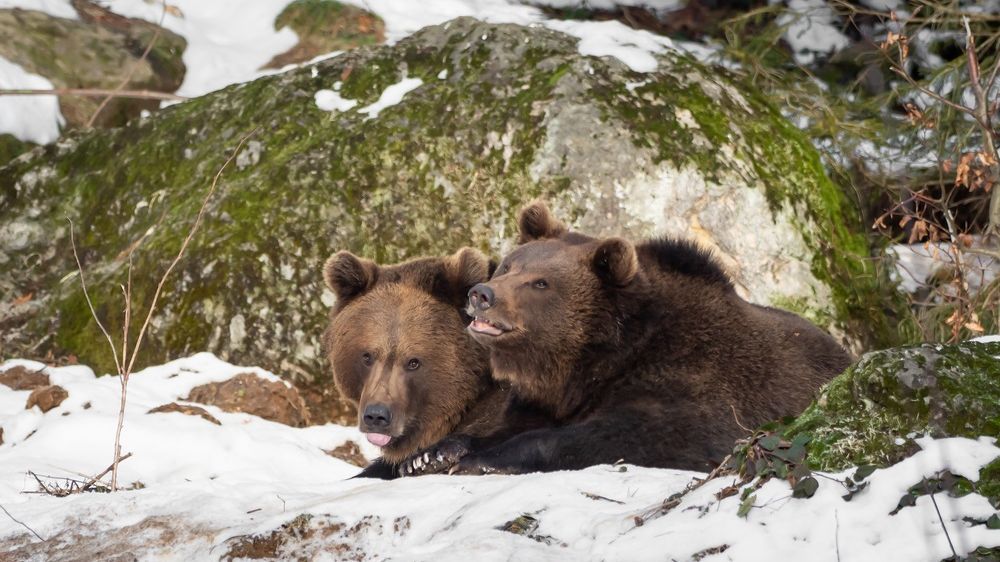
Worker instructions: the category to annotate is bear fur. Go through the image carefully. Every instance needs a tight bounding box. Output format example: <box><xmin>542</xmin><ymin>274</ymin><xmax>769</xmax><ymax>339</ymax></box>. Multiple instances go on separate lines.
<box><xmin>321</xmin><ymin>248</ymin><xmax>508</xmax><ymax>478</ymax></box>
<box><xmin>405</xmin><ymin>201</ymin><xmax>852</xmax><ymax>475</ymax></box>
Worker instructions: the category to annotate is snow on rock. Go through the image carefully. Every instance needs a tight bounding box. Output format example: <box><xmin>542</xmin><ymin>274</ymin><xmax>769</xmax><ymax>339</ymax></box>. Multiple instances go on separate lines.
<box><xmin>358</xmin><ymin>76</ymin><xmax>423</xmax><ymax>120</ymax></box>
<box><xmin>1</xmin><ymin>355</ymin><xmax>998</xmax><ymax>559</ymax></box>
<box><xmin>314</xmin><ymin>89</ymin><xmax>358</xmax><ymax>112</ymax></box>
<box><xmin>0</xmin><ymin>55</ymin><xmax>63</xmax><ymax>144</ymax></box>
<box><xmin>0</xmin><ymin>0</ymin><xmax>77</xmax><ymax>19</ymax></box>
<box><xmin>544</xmin><ymin>19</ymin><xmax>673</xmax><ymax>73</ymax></box>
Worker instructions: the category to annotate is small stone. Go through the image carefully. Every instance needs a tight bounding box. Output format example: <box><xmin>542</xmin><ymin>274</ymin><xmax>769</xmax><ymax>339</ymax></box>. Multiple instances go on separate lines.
<box><xmin>0</xmin><ymin>366</ymin><xmax>50</xmax><ymax>391</ymax></box>
<box><xmin>325</xmin><ymin>441</ymin><xmax>367</xmax><ymax>466</ymax></box>
<box><xmin>148</xmin><ymin>402</ymin><xmax>222</xmax><ymax>425</ymax></box>
<box><xmin>25</xmin><ymin>385</ymin><xmax>68</xmax><ymax>413</ymax></box>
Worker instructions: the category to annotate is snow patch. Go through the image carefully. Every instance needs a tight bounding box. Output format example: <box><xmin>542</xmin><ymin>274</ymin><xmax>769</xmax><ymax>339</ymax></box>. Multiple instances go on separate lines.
<box><xmin>314</xmin><ymin>89</ymin><xmax>358</xmax><ymax>112</ymax></box>
<box><xmin>92</xmin><ymin>0</ymin><xmax>298</xmax><ymax>98</ymax></box>
<box><xmin>777</xmin><ymin>0</ymin><xmax>851</xmax><ymax>65</ymax></box>
<box><xmin>0</xmin><ymin>56</ymin><xmax>64</xmax><ymax>144</ymax></box>
<box><xmin>358</xmin><ymin>76</ymin><xmax>423</xmax><ymax>120</ymax></box>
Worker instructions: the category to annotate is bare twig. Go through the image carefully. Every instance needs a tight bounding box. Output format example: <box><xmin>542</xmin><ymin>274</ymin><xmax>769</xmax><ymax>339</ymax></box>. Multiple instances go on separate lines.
<box><xmin>961</xmin><ymin>16</ymin><xmax>1000</xmax><ymax>237</ymax></box>
<box><xmin>69</xmin><ymin>220</ymin><xmax>123</xmax><ymax>375</ymax></box>
<box><xmin>0</xmin><ymin>88</ymin><xmax>185</xmax><ymax>101</ymax></box>
<box><xmin>109</xmin><ymin>128</ymin><xmax>258</xmax><ymax>489</ymax></box>
<box><xmin>928</xmin><ymin>490</ymin><xmax>957</xmax><ymax>558</ymax></box>
<box><xmin>730</xmin><ymin>404</ymin><xmax>752</xmax><ymax>434</ymax></box>
<box><xmin>87</xmin><ymin>0</ymin><xmax>169</xmax><ymax>127</ymax></box>
<box><xmin>0</xmin><ymin>503</ymin><xmax>44</xmax><ymax>542</ymax></box>
<box><xmin>835</xmin><ymin>509</ymin><xmax>841</xmax><ymax>562</ymax></box>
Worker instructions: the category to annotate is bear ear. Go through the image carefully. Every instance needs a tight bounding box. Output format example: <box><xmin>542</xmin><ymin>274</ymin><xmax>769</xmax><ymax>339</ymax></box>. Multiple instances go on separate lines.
<box><xmin>592</xmin><ymin>238</ymin><xmax>639</xmax><ymax>287</ymax></box>
<box><xmin>440</xmin><ymin>247</ymin><xmax>491</xmax><ymax>305</ymax></box>
<box><xmin>323</xmin><ymin>251</ymin><xmax>380</xmax><ymax>303</ymax></box>
<box><xmin>517</xmin><ymin>199</ymin><xmax>567</xmax><ymax>244</ymax></box>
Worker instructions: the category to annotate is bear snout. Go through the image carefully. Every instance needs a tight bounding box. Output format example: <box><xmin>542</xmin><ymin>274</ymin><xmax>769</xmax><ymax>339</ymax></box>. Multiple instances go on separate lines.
<box><xmin>468</xmin><ymin>283</ymin><xmax>495</xmax><ymax>311</ymax></box>
<box><xmin>361</xmin><ymin>402</ymin><xmax>392</xmax><ymax>431</ymax></box>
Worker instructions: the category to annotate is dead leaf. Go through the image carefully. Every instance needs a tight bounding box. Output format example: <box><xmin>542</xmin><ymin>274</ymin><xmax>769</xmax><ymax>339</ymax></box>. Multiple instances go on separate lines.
<box><xmin>11</xmin><ymin>293</ymin><xmax>33</xmax><ymax>306</ymax></box>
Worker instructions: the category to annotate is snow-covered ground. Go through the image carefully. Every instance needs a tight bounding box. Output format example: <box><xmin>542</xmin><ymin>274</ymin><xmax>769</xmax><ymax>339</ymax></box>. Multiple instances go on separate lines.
<box><xmin>0</xmin><ymin>355</ymin><xmax>997</xmax><ymax>560</ymax></box>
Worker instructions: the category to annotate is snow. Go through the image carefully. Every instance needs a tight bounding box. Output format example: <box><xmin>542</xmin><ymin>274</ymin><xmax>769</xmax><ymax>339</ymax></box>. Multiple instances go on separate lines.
<box><xmin>888</xmin><ymin>240</ymin><xmax>999</xmax><ymax>295</ymax></box>
<box><xmin>314</xmin><ymin>89</ymin><xmax>358</xmax><ymax>113</ymax></box>
<box><xmin>1</xmin><ymin>355</ymin><xmax>998</xmax><ymax>559</ymax></box>
<box><xmin>529</xmin><ymin>0</ymin><xmax>684</xmax><ymax>10</ymax></box>
<box><xmin>776</xmin><ymin>0</ymin><xmax>851</xmax><ymax>65</ymax></box>
<box><xmin>0</xmin><ymin>56</ymin><xmax>63</xmax><ymax>145</ymax></box>
<box><xmin>357</xmin><ymin>76</ymin><xmax>424</xmax><ymax>120</ymax></box>
<box><xmin>0</xmin><ymin>0</ymin><xmax>77</xmax><ymax>19</ymax></box>
<box><xmin>545</xmin><ymin>19</ymin><xmax>672</xmax><ymax>73</ymax></box>
<box><xmin>91</xmin><ymin>0</ymin><xmax>298</xmax><ymax>99</ymax></box>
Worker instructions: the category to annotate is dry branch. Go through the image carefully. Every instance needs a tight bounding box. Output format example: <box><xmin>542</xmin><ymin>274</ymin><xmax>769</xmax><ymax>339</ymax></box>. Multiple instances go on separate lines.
<box><xmin>68</xmin><ymin>128</ymin><xmax>258</xmax><ymax>490</ymax></box>
<box><xmin>0</xmin><ymin>88</ymin><xmax>185</xmax><ymax>101</ymax></box>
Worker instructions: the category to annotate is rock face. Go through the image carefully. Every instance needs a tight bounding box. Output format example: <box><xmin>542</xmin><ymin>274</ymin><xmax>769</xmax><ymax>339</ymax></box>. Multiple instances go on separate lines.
<box><xmin>787</xmin><ymin>339</ymin><xmax>999</xmax><ymax>473</ymax></box>
<box><xmin>0</xmin><ymin>18</ymin><xmax>879</xmax><ymax>406</ymax></box>
<box><xmin>0</xmin><ymin>3</ymin><xmax>186</xmax><ymax>130</ymax></box>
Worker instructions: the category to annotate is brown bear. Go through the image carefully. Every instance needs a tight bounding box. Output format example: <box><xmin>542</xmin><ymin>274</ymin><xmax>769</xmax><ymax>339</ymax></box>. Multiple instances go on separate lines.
<box><xmin>322</xmin><ymin>248</ymin><xmax>509</xmax><ymax>478</ymax></box>
<box><xmin>401</xmin><ymin>201</ymin><xmax>852</xmax><ymax>475</ymax></box>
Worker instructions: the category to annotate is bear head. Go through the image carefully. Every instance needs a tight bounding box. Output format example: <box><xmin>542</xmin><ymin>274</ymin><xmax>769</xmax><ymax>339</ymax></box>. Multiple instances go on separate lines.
<box><xmin>322</xmin><ymin>247</ymin><xmax>492</xmax><ymax>463</ymax></box>
<box><xmin>465</xmin><ymin>200</ymin><xmax>639</xmax><ymax>415</ymax></box>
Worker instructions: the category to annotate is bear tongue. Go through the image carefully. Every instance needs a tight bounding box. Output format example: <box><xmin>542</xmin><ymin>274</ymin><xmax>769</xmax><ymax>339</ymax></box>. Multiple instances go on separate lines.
<box><xmin>366</xmin><ymin>433</ymin><xmax>392</xmax><ymax>447</ymax></box>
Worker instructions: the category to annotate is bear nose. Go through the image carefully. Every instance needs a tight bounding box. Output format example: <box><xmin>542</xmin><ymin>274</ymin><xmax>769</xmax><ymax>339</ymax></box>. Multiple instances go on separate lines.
<box><xmin>468</xmin><ymin>283</ymin><xmax>495</xmax><ymax>311</ymax></box>
<box><xmin>362</xmin><ymin>403</ymin><xmax>392</xmax><ymax>430</ymax></box>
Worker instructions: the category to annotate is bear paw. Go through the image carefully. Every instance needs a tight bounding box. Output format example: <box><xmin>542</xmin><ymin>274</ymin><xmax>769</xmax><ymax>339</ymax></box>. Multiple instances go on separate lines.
<box><xmin>399</xmin><ymin>435</ymin><xmax>471</xmax><ymax>477</ymax></box>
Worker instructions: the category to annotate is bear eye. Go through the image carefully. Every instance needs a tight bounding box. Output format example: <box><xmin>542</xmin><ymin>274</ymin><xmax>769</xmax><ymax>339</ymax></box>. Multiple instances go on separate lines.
<box><xmin>405</xmin><ymin>358</ymin><xmax>421</xmax><ymax>371</ymax></box>
<box><xmin>533</xmin><ymin>279</ymin><xmax>548</xmax><ymax>289</ymax></box>
<box><xmin>361</xmin><ymin>352</ymin><xmax>373</xmax><ymax>366</ymax></box>
<box><xmin>501</xmin><ymin>263</ymin><xmax>510</xmax><ymax>274</ymax></box>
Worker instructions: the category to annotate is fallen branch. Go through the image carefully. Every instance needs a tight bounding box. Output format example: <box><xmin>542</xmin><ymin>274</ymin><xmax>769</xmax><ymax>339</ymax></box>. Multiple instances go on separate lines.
<box><xmin>0</xmin><ymin>88</ymin><xmax>185</xmax><ymax>101</ymax></box>
<box><xmin>81</xmin><ymin>452</ymin><xmax>133</xmax><ymax>492</ymax></box>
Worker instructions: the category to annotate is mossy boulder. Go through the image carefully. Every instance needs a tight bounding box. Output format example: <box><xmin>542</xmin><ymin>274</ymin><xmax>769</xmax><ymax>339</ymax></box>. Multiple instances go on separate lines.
<box><xmin>0</xmin><ymin>18</ymin><xmax>877</xmax><ymax>420</ymax></box>
<box><xmin>263</xmin><ymin>0</ymin><xmax>385</xmax><ymax>69</ymax></box>
<box><xmin>0</xmin><ymin>3</ymin><xmax>186</xmax><ymax>129</ymax></box>
<box><xmin>786</xmin><ymin>339</ymin><xmax>999</xmax><ymax>475</ymax></box>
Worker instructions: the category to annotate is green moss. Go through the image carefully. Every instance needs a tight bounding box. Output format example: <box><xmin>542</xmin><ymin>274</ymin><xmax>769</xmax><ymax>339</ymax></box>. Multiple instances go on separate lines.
<box><xmin>0</xmin><ymin>134</ymin><xmax>31</xmax><ymax>167</ymax></box>
<box><xmin>978</xmin><ymin>457</ymin><xmax>1000</xmax><ymax>509</ymax></box>
<box><xmin>785</xmin><ymin>341</ymin><xmax>1000</xmax><ymax>471</ymax></box>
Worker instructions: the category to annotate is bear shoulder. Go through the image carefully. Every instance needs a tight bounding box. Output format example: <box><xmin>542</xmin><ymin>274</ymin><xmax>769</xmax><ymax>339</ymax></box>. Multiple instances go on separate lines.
<box><xmin>636</xmin><ymin>237</ymin><xmax>733</xmax><ymax>289</ymax></box>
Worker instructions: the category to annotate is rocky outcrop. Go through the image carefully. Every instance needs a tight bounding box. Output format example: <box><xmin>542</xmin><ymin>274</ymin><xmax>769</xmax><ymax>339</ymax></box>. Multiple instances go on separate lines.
<box><xmin>0</xmin><ymin>18</ymin><xmax>879</xmax><ymax>409</ymax></box>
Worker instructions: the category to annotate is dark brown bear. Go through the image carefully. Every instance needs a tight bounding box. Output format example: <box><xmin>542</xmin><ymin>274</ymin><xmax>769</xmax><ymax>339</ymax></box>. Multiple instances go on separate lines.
<box><xmin>322</xmin><ymin>248</ymin><xmax>508</xmax><ymax>478</ymax></box>
<box><xmin>403</xmin><ymin>201</ymin><xmax>852</xmax><ymax>475</ymax></box>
